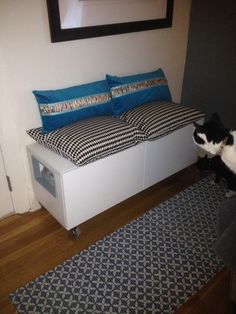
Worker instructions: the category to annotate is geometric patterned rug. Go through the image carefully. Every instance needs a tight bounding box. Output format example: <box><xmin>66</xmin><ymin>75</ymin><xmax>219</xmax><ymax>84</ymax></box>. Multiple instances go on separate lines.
<box><xmin>10</xmin><ymin>176</ymin><xmax>227</xmax><ymax>314</ymax></box>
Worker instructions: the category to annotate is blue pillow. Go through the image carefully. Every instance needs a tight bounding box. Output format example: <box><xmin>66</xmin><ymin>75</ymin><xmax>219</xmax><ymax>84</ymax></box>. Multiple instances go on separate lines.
<box><xmin>33</xmin><ymin>80</ymin><xmax>113</xmax><ymax>133</ymax></box>
<box><xmin>106</xmin><ymin>68</ymin><xmax>172</xmax><ymax>117</ymax></box>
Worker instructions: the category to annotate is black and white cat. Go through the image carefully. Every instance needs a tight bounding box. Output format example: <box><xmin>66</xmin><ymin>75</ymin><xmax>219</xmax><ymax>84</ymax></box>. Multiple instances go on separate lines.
<box><xmin>193</xmin><ymin>113</ymin><xmax>236</xmax><ymax>197</ymax></box>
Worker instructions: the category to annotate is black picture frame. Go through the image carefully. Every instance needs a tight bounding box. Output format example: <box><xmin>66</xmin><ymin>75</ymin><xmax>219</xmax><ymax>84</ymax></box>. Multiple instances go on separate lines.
<box><xmin>46</xmin><ymin>0</ymin><xmax>174</xmax><ymax>43</ymax></box>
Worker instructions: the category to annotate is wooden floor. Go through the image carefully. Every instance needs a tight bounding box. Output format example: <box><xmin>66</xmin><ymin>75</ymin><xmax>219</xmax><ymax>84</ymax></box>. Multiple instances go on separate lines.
<box><xmin>0</xmin><ymin>165</ymin><xmax>232</xmax><ymax>314</ymax></box>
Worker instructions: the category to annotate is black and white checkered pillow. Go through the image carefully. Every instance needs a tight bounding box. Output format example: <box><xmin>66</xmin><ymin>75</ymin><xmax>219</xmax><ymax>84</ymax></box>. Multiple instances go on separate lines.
<box><xmin>120</xmin><ymin>101</ymin><xmax>205</xmax><ymax>140</ymax></box>
<box><xmin>27</xmin><ymin>116</ymin><xmax>146</xmax><ymax>166</ymax></box>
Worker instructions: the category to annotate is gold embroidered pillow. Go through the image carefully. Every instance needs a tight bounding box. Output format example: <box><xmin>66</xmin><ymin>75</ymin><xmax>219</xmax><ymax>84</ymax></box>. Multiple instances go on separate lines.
<box><xmin>33</xmin><ymin>80</ymin><xmax>113</xmax><ymax>133</ymax></box>
<box><xmin>106</xmin><ymin>68</ymin><xmax>172</xmax><ymax>117</ymax></box>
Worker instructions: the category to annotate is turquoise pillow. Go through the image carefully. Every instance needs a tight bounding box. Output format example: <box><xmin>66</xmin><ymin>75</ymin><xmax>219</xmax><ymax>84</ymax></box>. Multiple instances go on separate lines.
<box><xmin>106</xmin><ymin>68</ymin><xmax>172</xmax><ymax>117</ymax></box>
<box><xmin>33</xmin><ymin>80</ymin><xmax>113</xmax><ymax>133</ymax></box>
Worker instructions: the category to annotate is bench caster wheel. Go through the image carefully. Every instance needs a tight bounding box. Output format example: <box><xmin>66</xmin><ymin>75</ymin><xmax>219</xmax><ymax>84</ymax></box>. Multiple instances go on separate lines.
<box><xmin>72</xmin><ymin>226</ymin><xmax>81</xmax><ymax>238</ymax></box>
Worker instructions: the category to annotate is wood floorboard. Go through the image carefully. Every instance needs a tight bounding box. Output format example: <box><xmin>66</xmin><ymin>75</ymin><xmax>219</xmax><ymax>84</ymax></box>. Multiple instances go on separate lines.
<box><xmin>0</xmin><ymin>165</ymin><xmax>232</xmax><ymax>314</ymax></box>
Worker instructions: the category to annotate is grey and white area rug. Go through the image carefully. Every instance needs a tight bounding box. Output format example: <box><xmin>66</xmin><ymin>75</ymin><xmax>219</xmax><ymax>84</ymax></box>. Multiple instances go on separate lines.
<box><xmin>10</xmin><ymin>176</ymin><xmax>228</xmax><ymax>314</ymax></box>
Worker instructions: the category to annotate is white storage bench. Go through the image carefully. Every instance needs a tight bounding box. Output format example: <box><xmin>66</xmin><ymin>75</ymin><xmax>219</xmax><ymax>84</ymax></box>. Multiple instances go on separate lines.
<box><xmin>27</xmin><ymin>123</ymin><xmax>202</xmax><ymax>232</ymax></box>
<box><xmin>27</xmin><ymin>101</ymin><xmax>204</xmax><ymax>232</ymax></box>
<box><xmin>28</xmin><ymin>142</ymin><xmax>145</xmax><ymax>231</ymax></box>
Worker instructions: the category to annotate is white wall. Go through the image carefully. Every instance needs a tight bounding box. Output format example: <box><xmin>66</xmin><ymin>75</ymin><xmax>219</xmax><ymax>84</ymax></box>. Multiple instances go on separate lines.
<box><xmin>0</xmin><ymin>0</ymin><xmax>191</xmax><ymax>213</ymax></box>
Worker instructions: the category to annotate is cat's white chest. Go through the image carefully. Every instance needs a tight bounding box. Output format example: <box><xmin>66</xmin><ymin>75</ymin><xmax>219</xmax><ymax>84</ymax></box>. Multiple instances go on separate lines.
<box><xmin>221</xmin><ymin>133</ymin><xmax>236</xmax><ymax>173</ymax></box>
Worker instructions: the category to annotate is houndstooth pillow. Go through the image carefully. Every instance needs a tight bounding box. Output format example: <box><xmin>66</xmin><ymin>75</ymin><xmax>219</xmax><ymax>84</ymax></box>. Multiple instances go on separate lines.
<box><xmin>119</xmin><ymin>101</ymin><xmax>205</xmax><ymax>140</ymax></box>
<box><xmin>27</xmin><ymin>116</ymin><xmax>146</xmax><ymax>166</ymax></box>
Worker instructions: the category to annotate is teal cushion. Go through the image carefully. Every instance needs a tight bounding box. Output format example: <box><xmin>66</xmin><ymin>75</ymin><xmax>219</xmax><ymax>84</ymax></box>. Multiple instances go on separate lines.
<box><xmin>33</xmin><ymin>80</ymin><xmax>113</xmax><ymax>133</ymax></box>
<box><xmin>106</xmin><ymin>68</ymin><xmax>172</xmax><ymax>117</ymax></box>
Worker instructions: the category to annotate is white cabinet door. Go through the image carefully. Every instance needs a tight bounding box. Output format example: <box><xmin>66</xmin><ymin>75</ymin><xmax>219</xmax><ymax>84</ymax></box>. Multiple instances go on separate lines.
<box><xmin>0</xmin><ymin>146</ymin><xmax>14</xmax><ymax>218</ymax></box>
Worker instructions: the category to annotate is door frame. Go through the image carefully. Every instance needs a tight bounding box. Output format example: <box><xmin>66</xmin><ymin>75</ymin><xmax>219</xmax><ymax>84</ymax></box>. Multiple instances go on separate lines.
<box><xmin>0</xmin><ymin>144</ymin><xmax>14</xmax><ymax>218</ymax></box>
<box><xmin>0</xmin><ymin>49</ymin><xmax>30</xmax><ymax>214</ymax></box>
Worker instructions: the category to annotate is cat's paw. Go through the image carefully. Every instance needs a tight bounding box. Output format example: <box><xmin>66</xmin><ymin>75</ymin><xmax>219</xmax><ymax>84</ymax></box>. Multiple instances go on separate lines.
<box><xmin>225</xmin><ymin>190</ymin><xmax>236</xmax><ymax>198</ymax></box>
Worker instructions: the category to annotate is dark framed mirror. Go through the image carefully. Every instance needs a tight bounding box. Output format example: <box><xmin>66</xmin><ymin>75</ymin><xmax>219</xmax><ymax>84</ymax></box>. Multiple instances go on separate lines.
<box><xmin>46</xmin><ymin>0</ymin><xmax>174</xmax><ymax>42</ymax></box>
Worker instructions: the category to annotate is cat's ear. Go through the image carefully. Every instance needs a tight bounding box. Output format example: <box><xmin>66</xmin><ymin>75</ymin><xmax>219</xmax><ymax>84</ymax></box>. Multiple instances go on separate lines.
<box><xmin>193</xmin><ymin>122</ymin><xmax>203</xmax><ymax>132</ymax></box>
<box><xmin>211</xmin><ymin>112</ymin><xmax>223</xmax><ymax>125</ymax></box>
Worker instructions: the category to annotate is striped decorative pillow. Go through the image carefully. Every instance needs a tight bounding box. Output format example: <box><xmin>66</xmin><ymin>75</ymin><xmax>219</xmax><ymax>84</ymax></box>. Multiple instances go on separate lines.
<box><xmin>27</xmin><ymin>116</ymin><xmax>146</xmax><ymax>166</ymax></box>
<box><xmin>120</xmin><ymin>101</ymin><xmax>205</xmax><ymax>140</ymax></box>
